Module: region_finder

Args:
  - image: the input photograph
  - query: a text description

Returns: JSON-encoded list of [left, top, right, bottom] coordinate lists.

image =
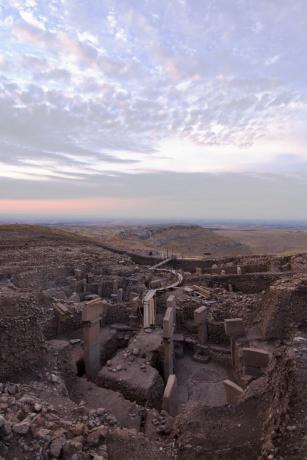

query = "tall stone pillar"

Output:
[[82, 299, 103, 380], [143, 290, 156, 329], [163, 305, 176, 380], [224, 318, 245, 369], [166, 294, 176, 329], [162, 374, 177, 415], [194, 306, 208, 345]]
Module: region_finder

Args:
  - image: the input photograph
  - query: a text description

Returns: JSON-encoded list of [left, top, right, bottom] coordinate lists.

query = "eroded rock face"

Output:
[[260, 277, 307, 339]]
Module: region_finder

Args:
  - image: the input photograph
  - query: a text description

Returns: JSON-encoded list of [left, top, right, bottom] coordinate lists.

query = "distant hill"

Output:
[[216, 228, 307, 256], [65, 224, 252, 258], [0, 224, 94, 246], [4, 224, 307, 259]]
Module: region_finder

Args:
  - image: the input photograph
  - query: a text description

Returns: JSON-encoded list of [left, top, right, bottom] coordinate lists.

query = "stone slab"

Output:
[[163, 306, 175, 338], [242, 347, 270, 368], [144, 297, 156, 328], [162, 374, 177, 416], [82, 299, 103, 322], [163, 340, 174, 380], [223, 379, 244, 404]]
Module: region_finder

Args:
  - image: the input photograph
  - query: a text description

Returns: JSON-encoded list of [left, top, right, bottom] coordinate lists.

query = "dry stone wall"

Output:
[[0, 315, 45, 381]]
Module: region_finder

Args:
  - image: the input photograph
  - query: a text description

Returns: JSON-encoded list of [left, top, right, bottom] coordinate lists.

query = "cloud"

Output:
[[1, 0, 307, 219]]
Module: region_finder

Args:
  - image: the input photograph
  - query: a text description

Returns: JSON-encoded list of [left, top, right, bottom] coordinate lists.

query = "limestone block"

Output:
[[83, 321, 101, 380], [224, 318, 245, 338], [163, 306, 175, 338], [163, 340, 174, 380], [242, 347, 270, 368], [144, 297, 156, 328], [166, 294, 176, 310], [162, 374, 177, 416], [223, 379, 244, 404], [54, 303, 69, 316], [82, 299, 103, 322], [144, 290, 156, 302], [83, 321, 101, 346], [194, 306, 207, 325]]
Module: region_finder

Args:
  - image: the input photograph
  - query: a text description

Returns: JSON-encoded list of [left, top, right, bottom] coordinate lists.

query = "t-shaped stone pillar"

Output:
[[166, 294, 176, 328], [162, 374, 177, 416], [242, 347, 270, 377], [82, 299, 103, 380], [163, 303, 176, 381], [143, 290, 156, 329], [194, 306, 208, 345], [223, 379, 244, 404], [224, 318, 245, 369]]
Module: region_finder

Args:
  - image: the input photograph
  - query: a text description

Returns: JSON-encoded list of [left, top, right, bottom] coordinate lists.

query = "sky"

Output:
[[0, 0, 307, 222]]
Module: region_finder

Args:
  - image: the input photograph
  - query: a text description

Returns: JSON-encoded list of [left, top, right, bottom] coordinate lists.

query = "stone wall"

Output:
[[12, 266, 71, 289], [174, 394, 266, 460], [105, 304, 130, 324], [207, 320, 229, 345], [46, 339, 76, 391], [259, 347, 294, 459], [206, 273, 282, 293], [0, 315, 45, 381], [260, 278, 307, 339], [165, 254, 291, 275]]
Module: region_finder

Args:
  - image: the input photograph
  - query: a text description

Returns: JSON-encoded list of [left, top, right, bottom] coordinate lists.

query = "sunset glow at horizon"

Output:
[[0, 197, 147, 216]]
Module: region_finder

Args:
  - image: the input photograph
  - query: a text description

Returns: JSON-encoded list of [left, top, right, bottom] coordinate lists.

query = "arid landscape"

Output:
[[0, 223, 307, 459], [64, 223, 307, 258]]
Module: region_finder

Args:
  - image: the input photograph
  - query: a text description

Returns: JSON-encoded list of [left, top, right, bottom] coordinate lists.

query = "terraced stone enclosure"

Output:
[[0, 225, 306, 460]]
